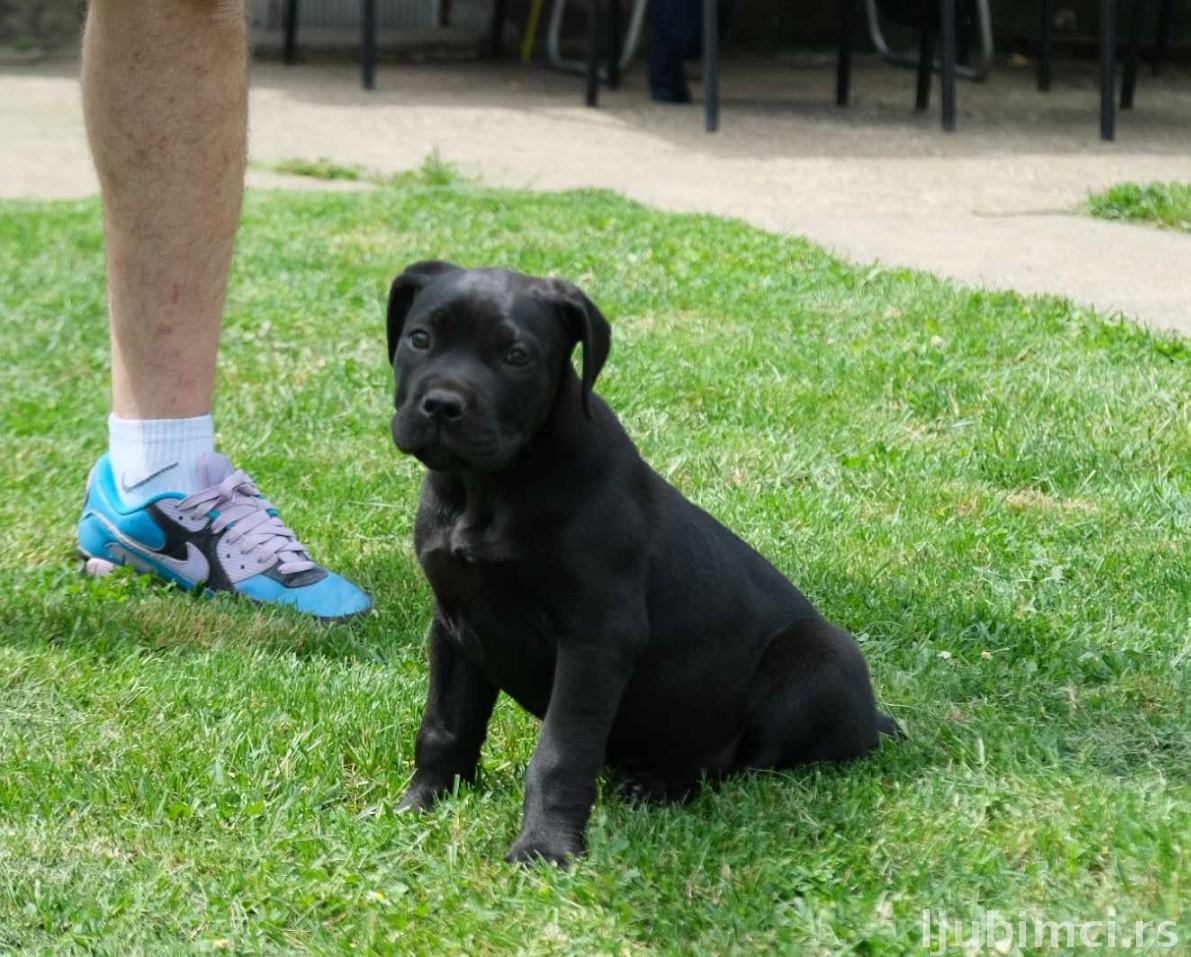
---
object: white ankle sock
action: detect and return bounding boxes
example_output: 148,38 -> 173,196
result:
108,413 -> 215,507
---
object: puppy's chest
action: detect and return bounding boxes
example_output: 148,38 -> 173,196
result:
418,516 -> 561,712
417,505 -> 523,573
417,513 -> 560,640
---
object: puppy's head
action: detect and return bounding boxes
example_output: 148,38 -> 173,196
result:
386,261 -> 610,473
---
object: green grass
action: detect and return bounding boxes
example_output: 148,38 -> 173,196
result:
263,152 -> 463,189
2,177 -> 1189,956
266,157 -> 368,181
1087,181 -> 1191,232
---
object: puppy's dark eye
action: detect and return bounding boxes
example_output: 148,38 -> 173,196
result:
408,330 -> 431,350
505,347 -> 530,367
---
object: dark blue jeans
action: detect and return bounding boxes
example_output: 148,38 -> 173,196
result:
648,0 -> 732,100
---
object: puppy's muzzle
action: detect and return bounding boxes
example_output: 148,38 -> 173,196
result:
420,388 -> 468,424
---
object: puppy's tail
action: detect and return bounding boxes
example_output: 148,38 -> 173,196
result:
877,711 -> 906,740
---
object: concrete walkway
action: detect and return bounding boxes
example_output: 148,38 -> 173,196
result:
4,54 -> 1191,334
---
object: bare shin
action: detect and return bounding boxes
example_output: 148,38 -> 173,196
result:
82,0 -> 248,419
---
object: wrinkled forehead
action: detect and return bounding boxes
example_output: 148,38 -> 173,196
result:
413,271 -> 560,344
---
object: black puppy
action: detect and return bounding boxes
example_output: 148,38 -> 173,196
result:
388,262 -> 897,865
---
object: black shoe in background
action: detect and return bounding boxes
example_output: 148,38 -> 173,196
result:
647,0 -> 732,104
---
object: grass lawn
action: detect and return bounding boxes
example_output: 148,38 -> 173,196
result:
2,176 -> 1190,956
1087,182 -> 1191,232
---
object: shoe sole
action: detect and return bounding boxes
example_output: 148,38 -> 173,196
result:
80,552 -> 118,577
76,549 -> 368,622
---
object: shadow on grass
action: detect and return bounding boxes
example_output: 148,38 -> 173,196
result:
6,547 -> 1188,788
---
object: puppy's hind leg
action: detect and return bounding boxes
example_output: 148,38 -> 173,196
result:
876,710 -> 906,740
735,617 -> 891,771
614,767 -> 702,805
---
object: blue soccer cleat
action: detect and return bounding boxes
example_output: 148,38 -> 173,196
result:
78,451 -> 371,620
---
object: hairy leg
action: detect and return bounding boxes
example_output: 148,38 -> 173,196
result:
82,0 -> 248,419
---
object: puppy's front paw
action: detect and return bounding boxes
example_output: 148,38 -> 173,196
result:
505,831 -> 585,867
396,777 -> 448,813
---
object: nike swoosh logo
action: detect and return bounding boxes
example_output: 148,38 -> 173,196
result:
93,513 -> 210,584
120,462 -> 179,495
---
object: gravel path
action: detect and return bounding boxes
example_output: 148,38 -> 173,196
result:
5,53 -> 1190,333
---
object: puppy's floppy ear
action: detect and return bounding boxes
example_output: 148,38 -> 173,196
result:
543,279 -> 611,419
387,260 -> 461,364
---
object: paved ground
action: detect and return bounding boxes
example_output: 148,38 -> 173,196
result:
4,51 -> 1191,333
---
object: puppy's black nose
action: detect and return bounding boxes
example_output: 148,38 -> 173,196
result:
421,388 -> 466,422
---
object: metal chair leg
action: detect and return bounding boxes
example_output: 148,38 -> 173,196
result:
1121,0 -> 1142,109
362,0 -> 377,89
607,0 -> 621,89
586,0 -> 599,106
1152,0 -> 1173,75
1100,0 -> 1116,140
1037,0 -> 1053,91
939,0 -> 956,131
546,0 -> 648,77
284,0 -> 300,64
837,0 -> 854,107
915,24 -> 934,111
703,0 -> 719,132
490,0 -> 507,57
864,0 -> 993,80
